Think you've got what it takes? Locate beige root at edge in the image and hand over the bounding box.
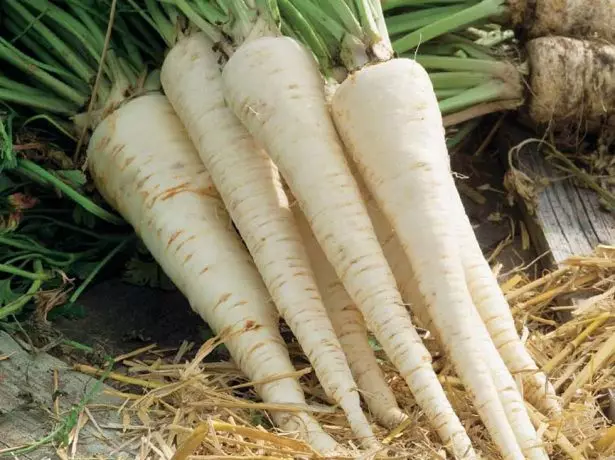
[85,93,340,455]
[527,36,615,129]
[510,0,615,42]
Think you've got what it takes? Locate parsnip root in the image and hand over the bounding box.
[222,35,477,459]
[160,32,376,449]
[87,93,340,455]
[332,57,549,460]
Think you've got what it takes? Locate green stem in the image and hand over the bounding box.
[324,0,363,37]
[429,71,494,89]
[438,79,518,114]
[0,88,77,115]
[287,0,345,45]
[135,0,176,47]
[0,261,44,320]
[416,55,502,73]
[2,253,70,269]
[24,215,128,241]
[173,0,225,45]
[436,88,467,99]
[5,18,69,74]
[69,238,131,303]
[0,235,74,259]
[382,0,478,11]
[0,38,86,106]
[225,0,259,44]
[417,38,496,60]
[386,4,471,36]
[353,0,382,43]
[392,0,507,54]
[16,159,124,225]
[5,0,95,83]
[22,114,76,140]
[113,17,146,71]
[61,339,95,354]
[0,262,52,281]
[446,118,481,149]
[21,0,105,69]
[122,10,167,61]
[279,0,333,73]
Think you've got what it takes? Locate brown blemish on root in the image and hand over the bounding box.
[212,293,233,313]
[110,143,125,160]
[94,135,112,153]
[149,184,218,206]
[167,230,184,248]
[175,235,196,253]
[120,155,135,171]
[137,173,154,189]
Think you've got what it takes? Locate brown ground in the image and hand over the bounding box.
[4,119,614,459]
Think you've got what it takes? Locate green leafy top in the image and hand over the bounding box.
[0,0,163,127]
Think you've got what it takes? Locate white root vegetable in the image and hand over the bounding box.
[288,190,408,430]
[86,93,339,455]
[331,57,549,459]
[449,185,561,416]
[222,35,477,459]
[159,32,377,449]
[352,159,561,417]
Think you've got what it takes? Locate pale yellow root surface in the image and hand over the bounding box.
[159,32,376,449]
[289,191,409,430]
[222,35,477,460]
[86,93,339,455]
[331,57,549,460]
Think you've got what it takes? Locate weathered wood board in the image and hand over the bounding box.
[497,123,615,268]
[0,332,134,459]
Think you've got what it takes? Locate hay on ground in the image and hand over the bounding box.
[33,245,615,459]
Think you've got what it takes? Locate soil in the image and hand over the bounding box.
[50,279,210,358]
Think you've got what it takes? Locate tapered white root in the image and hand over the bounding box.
[356,167,549,458]
[331,58,549,460]
[290,193,408,429]
[86,94,339,455]
[222,35,476,459]
[159,32,375,447]
[450,186,561,417]
[355,154,560,418]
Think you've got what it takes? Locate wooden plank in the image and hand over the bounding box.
[496,123,615,268]
[0,332,136,459]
